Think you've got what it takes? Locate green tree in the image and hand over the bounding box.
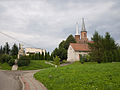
[88,31,118,63]
[11,44,18,57]
[3,42,10,54]
[41,51,44,60]
[64,34,76,49]
[52,34,76,61]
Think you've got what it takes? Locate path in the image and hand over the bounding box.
[0,70,22,90]
[21,70,47,90]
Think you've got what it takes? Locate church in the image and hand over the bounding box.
[67,18,93,62]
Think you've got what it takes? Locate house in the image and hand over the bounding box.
[25,48,46,56]
[18,44,46,59]
[67,18,92,62]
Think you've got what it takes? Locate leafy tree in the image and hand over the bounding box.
[52,34,76,61]
[54,56,60,66]
[64,35,76,49]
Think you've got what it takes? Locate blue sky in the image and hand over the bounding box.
[0,0,120,52]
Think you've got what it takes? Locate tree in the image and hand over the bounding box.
[88,31,118,63]
[64,35,76,49]
[0,46,3,55]
[41,51,44,60]
[88,31,102,63]
[11,44,18,57]
[52,34,76,61]
[3,42,10,54]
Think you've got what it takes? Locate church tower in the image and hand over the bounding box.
[75,22,80,43]
[81,18,88,42]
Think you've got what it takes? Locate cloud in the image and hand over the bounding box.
[0,0,120,52]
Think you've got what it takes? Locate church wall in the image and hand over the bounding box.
[67,45,76,62]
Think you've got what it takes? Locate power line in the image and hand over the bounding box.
[0,31,37,48]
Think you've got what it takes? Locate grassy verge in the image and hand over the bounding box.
[0,63,12,70]
[34,62,120,90]
[18,60,53,70]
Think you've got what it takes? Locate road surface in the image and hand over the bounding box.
[0,70,47,90]
[0,70,22,90]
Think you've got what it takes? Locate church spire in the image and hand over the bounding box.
[75,22,79,35]
[81,18,86,31]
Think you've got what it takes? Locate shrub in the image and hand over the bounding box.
[0,54,12,63]
[8,59,15,66]
[80,55,85,64]
[54,56,60,66]
[17,56,30,66]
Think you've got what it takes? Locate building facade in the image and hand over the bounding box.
[67,18,92,62]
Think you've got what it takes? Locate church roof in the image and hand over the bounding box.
[70,43,90,52]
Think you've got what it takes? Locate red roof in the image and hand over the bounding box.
[70,43,90,51]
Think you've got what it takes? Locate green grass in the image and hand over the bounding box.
[0,63,12,70]
[34,62,120,90]
[18,60,53,70]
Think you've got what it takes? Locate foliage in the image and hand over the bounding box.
[34,62,120,90]
[53,56,60,66]
[80,55,85,64]
[52,34,76,61]
[0,62,12,70]
[11,44,18,58]
[18,60,53,70]
[0,54,12,63]
[17,56,30,66]
[88,31,119,63]
[8,59,15,66]
[3,42,10,54]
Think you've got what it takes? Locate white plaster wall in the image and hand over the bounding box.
[67,45,75,62]
[25,48,46,55]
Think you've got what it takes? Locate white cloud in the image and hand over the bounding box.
[0,0,119,52]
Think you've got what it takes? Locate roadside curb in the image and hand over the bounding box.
[19,76,25,90]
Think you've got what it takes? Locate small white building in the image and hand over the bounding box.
[67,43,90,62]
[67,18,93,62]
[25,48,46,56]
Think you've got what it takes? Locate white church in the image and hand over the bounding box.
[67,19,93,62]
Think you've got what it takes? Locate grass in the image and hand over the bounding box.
[34,62,120,90]
[18,60,53,70]
[0,63,12,70]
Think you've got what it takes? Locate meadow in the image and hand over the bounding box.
[18,60,52,70]
[34,62,120,90]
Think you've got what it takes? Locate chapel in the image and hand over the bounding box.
[67,18,93,62]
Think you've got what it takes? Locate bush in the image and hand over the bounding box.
[0,54,12,63]
[80,55,85,64]
[54,56,60,66]
[17,56,30,66]
[8,59,15,66]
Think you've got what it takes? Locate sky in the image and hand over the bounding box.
[0,0,120,52]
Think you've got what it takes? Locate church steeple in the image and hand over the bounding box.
[81,18,88,41]
[81,18,86,32]
[76,22,79,35]
[75,22,80,43]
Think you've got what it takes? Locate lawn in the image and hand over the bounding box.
[18,60,53,70]
[0,63,12,70]
[34,62,120,90]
